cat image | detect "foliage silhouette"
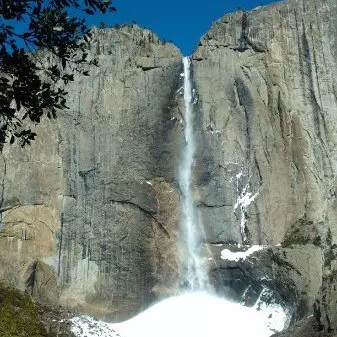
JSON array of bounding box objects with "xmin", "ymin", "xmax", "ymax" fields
[{"xmin": 0, "ymin": 0, "xmax": 116, "ymax": 148}]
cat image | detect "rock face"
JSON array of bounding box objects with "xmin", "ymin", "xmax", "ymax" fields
[
  {"xmin": 0, "ymin": 25, "xmax": 183, "ymax": 320},
  {"xmin": 193, "ymin": 0, "xmax": 337, "ymax": 247},
  {"xmin": 0, "ymin": 0, "xmax": 337, "ymax": 332},
  {"xmin": 191, "ymin": 0, "xmax": 337, "ymax": 331}
]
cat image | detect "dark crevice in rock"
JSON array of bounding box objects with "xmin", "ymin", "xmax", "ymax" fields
[
  {"xmin": 234, "ymin": 77, "xmax": 253, "ymax": 163},
  {"xmin": 110, "ymin": 199, "xmax": 170, "ymax": 238},
  {"xmin": 0, "ymin": 205, "xmax": 19, "ymax": 213},
  {"xmin": 57, "ymin": 213, "xmax": 64, "ymax": 277},
  {"xmin": 277, "ymin": 91, "xmax": 286, "ymax": 144},
  {"xmin": 197, "ymin": 202, "xmax": 232, "ymax": 208},
  {"xmin": 78, "ymin": 168, "xmax": 99, "ymax": 193},
  {"xmin": 301, "ymin": 23, "xmax": 321, "ymax": 129},
  {"xmin": 25, "ymin": 261, "xmax": 38, "ymax": 295},
  {"xmin": 78, "ymin": 168, "xmax": 98, "ymax": 178},
  {"xmin": 271, "ymin": 251, "xmax": 302, "ymax": 276},
  {"xmin": 254, "ymin": 203, "xmax": 263, "ymax": 245},
  {"xmin": 254, "ymin": 155, "xmax": 263, "ymax": 184},
  {"xmin": 119, "ymin": 232, "xmax": 128, "ymax": 242},
  {"xmin": 207, "ymin": 239, "xmax": 239, "ymax": 245},
  {"xmin": 309, "ymin": 23, "xmax": 323, "ymax": 107},
  {"xmin": 233, "ymin": 12, "xmax": 267, "ymax": 53},
  {"xmin": 192, "ymin": 57, "xmax": 204, "ymax": 61},
  {"xmin": 0, "ymin": 156, "xmax": 6, "ymax": 227},
  {"xmin": 137, "ymin": 65, "xmax": 162, "ymax": 71}
]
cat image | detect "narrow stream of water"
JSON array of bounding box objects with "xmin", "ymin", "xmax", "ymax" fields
[{"xmin": 178, "ymin": 56, "xmax": 208, "ymax": 290}]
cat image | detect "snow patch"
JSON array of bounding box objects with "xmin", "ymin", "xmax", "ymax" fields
[
  {"xmin": 221, "ymin": 245, "xmax": 266, "ymax": 261},
  {"xmin": 234, "ymin": 188, "xmax": 259, "ymax": 209},
  {"xmin": 72, "ymin": 316, "xmax": 121, "ymax": 337},
  {"xmin": 254, "ymin": 288, "xmax": 289, "ymax": 332},
  {"xmin": 234, "ymin": 169, "xmax": 260, "ymax": 242}
]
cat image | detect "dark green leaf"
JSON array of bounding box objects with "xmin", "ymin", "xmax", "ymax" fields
[
  {"xmin": 84, "ymin": 8, "xmax": 95, "ymax": 15},
  {"xmin": 0, "ymin": 0, "xmax": 116, "ymax": 147}
]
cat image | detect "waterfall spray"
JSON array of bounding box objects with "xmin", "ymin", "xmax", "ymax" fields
[{"xmin": 179, "ymin": 57, "xmax": 208, "ymax": 290}]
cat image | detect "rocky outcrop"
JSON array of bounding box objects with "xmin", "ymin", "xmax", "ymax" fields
[{"xmin": 207, "ymin": 244, "xmax": 323, "ymax": 323}]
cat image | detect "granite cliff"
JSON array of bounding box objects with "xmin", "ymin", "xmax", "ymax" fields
[
  {"xmin": 0, "ymin": 26, "xmax": 183, "ymax": 320},
  {"xmin": 192, "ymin": 0, "xmax": 337, "ymax": 331},
  {"xmin": 0, "ymin": 0, "xmax": 337, "ymax": 334}
]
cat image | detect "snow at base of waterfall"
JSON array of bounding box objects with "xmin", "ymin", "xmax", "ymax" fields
[
  {"xmin": 72, "ymin": 315, "xmax": 120, "ymax": 337},
  {"xmin": 71, "ymin": 292, "xmax": 287, "ymax": 337}
]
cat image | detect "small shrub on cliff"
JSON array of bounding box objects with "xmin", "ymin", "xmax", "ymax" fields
[{"xmin": 281, "ymin": 235, "xmax": 309, "ymax": 248}]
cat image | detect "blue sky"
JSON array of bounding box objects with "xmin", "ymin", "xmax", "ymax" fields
[{"xmin": 88, "ymin": 0, "xmax": 280, "ymax": 55}]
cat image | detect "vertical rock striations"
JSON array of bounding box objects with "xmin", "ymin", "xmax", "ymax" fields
[
  {"xmin": 0, "ymin": 25, "xmax": 183, "ymax": 320},
  {"xmin": 192, "ymin": 0, "xmax": 337, "ymax": 329},
  {"xmin": 193, "ymin": 0, "xmax": 337, "ymax": 246}
]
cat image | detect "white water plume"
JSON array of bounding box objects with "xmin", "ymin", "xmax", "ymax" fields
[
  {"xmin": 178, "ymin": 57, "xmax": 208, "ymax": 290},
  {"xmin": 72, "ymin": 292, "xmax": 287, "ymax": 337}
]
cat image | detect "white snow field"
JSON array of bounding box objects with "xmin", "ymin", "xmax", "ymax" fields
[{"xmin": 72, "ymin": 292, "xmax": 287, "ymax": 337}]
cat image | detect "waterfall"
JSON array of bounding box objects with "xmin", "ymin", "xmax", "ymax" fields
[
  {"xmin": 71, "ymin": 57, "xmax": 289, "ymax": 337},
  {"xmin": 178, "ymin": 57, "xmax": 208, "ymax": 290}
]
